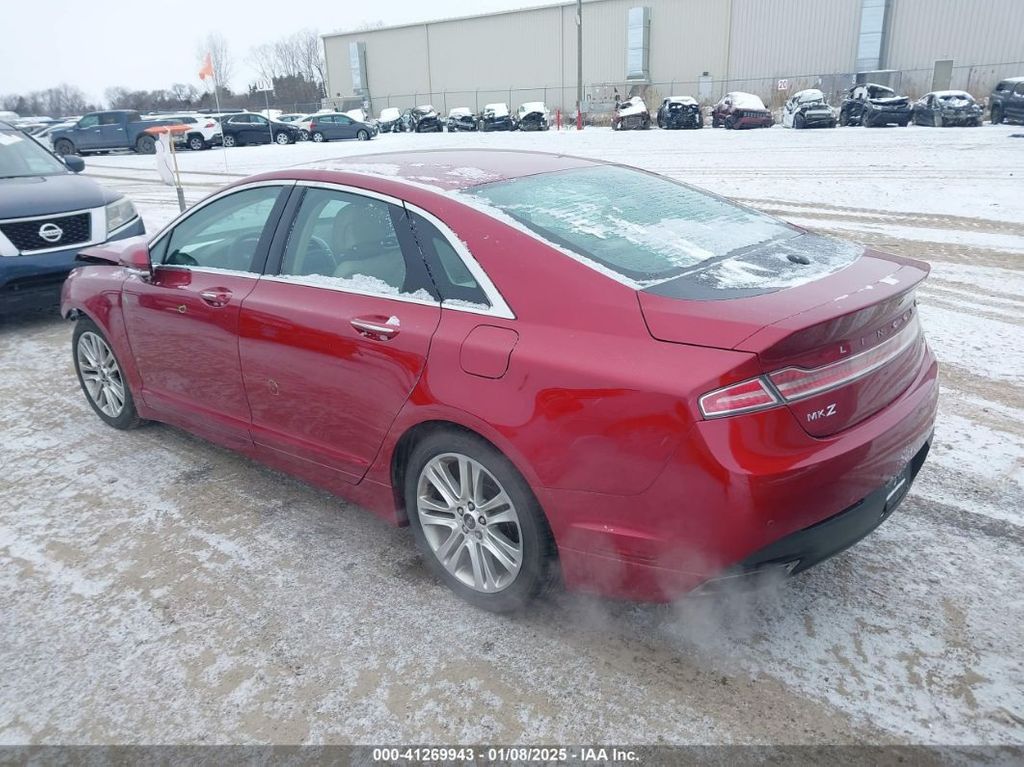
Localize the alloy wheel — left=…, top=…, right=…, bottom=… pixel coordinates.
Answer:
left=416, top=453, right=523, bottom=593
left=76, top=332, right=126, bottom=418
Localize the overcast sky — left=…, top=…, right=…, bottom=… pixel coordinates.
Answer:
left=1, top=0, right=564, bottom=102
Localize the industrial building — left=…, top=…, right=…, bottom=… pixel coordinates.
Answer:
left=322, top=0, right=1024, bottom=117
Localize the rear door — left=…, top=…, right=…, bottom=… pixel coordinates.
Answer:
left=97, top=112, right=127, bottom=148
left=238, top=183, right=441, bottom=482
left=122, top=183, right=291, bottom=448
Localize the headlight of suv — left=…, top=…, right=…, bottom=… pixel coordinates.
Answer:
left=106, top=196, right=137, bottom=235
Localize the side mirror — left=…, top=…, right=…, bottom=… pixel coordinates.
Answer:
left=119, top=241, right=152, bottom=272
left=63, top=155, right=85, bottom=173
left=77, top=235, right=151, bottom=274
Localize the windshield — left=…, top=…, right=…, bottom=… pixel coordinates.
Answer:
left=468, top=165, right=798, bottom=283
left=0, top=130, right=68, bottom=178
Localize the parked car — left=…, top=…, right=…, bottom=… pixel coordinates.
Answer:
left=912, top=91, right=983, bottom=127
left=0, top=121, right=144, bottom=314
left=50, top=110, right=179, bottom=156
left=781, top=89, right=837, bottom=128
left=612, top=96, right=651, bottom=130
left=398, top=106, right=442, bottom=133
left=839, top=83, right=912, bottom=127
left=153, top=114, right=222, bottom=150
left=309, top=113, right=375, bottom=142
left=33, top=119, right=77, bottom=150
left=276, top=113, right=307, bottom=123
left=60, top=149, right=937, bottom=612
left=711, top=92, right=773, bottom=129
left=220, top=113, right=299, bottom=147
left=377, top=107, right=403, bottom=133
left=988, top=77, right=1024, bottom=124
left=514, top=102, right=551, bottom=131
left=446, top=107, right=477, bottom=132
left=478, top=103, right=514, bottom=132
left=656, top=96, right=702, bottom=129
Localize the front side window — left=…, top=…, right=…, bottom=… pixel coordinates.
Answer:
left=157, top=186, right=281, bottom=271
left=78, top=115, right=99, bottom=129
left=279, top=188, right=432, bottom=300
left=1014, top=83, right=1024, bottom=96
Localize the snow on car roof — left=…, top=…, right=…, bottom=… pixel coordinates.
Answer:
left=931, top=90, right=973, bottom=99
left=666, top=96, right=697, bottom=105
left=484, top=103, right=510, bottom=115
left=519, top=102, right=547, bottom=112
left=449, top=107, right=473, bottom=116
left=726, top=92, right=767, bottom=110
left=795, top=89, right=825, bottom=101
left=293, top=149, right=598, bottom=191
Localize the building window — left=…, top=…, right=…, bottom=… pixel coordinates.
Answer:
left=626, top=7, right=651, bottom=82
left=349, top=41, right=368, bottom=96
left=856, top=0, right=890, bottom=72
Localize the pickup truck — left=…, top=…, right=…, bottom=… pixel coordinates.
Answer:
left=50, top=110, right=177, bottom=156
left=0, top=121, right=144, bottom=314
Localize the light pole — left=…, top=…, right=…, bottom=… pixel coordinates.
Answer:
left=576, top=0, right=583, bottom=129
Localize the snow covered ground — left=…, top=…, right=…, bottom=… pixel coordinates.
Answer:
left=1, top=124, right=1022, bottom=746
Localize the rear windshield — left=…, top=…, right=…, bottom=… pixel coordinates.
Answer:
left=468, top=165, right=798, bottom=282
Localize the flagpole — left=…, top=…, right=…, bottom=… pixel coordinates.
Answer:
left=205, top=53, right=229, bottom=172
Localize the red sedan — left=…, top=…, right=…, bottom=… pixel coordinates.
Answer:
left=62, top=150, right=937, bottom=612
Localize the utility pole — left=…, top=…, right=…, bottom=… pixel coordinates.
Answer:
left=576, top=0, right=583, bottom=129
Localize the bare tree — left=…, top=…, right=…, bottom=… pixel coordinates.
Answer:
left=249, top=42, right=281, bottom=83
left=248, top=29, right=325, bottom=96
left=198, top=32, right=234, bottom=88
left=295, top=29, right=326, bottom=94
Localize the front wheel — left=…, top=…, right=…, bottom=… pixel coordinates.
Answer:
left=934, top=112, right=944, bottom=128
left=405, top=431, right=555, bottom=613
left=991, top=105, right=1003, bottom=124
left=356, top=129, right=369, bottom=141
left=73, top=318, right=144, bottom=430
left=311, top=131, right=325, bottom=143
left=54, top=138, right=75, bottom=156
left=298, top=129, right=309, bottom=141
left=223, top=134, right=236, bottom=147
left=274, top=131, right=291, bottom=145
left=724, top=116, right=736, bottom=129
left=794, top=113, right=805, bottom=129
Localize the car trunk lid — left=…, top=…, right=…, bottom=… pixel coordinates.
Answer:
left=638, top=249, right=930, bottom=436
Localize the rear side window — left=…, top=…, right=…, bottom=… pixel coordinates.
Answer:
left=408, top=212, right=489, bottom=307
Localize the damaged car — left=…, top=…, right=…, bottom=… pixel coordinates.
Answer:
left=612, top=96, right=652, bottom=131
left=478, top=103, right=514, bottom=132
left=446, top=107, right=477, bottom=132
left=912, top=91, right=983, bottom=127
left=781, top=89, right=837, bottom=129
left=711, top=92, right=773, bottom=129
left=377, top=107, right=402, bottom=133
left=514, top=102, right=551, bottom=131
left=656, top=96, right=703, bottom=129
left=398, top=105, right=442, bottom=133
left=840, top=83, right=912, bottom=127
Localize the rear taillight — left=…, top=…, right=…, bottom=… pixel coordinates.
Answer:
left=310, top=121, right=318, bottom=130
left=768, top=315, right=918, bottom=402
left=699, top=377, right=780, bottom=418
left=205, top=122, right=215, bottom=128
left=699, top=314, right=919, bottom=419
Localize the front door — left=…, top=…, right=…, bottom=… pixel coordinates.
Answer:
left=238, top=185, right=441, bottom=482
left=73, top=114, right=101, bottom=151
left=121, top=184, right=290, bottom=449
left=1009, top=82, right=1024, bottom=120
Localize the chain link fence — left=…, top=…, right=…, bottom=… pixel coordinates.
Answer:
left=341, top=60, right=1022, bottom=121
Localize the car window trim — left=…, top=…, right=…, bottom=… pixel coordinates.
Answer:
left=259, top=179, right=514, bottom=319
left=148, top=181, right=295, bottom=274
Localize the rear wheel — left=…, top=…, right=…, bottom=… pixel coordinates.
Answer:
left=135, top=135, right=156, bottom=154
left=405, top=430, right=555, bottom=613
left=73, top=318, right=144, bottom=431
left=188, top=135, right=205, bottom=151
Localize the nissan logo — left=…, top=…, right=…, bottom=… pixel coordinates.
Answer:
left=38, top=223, right=63, bottom=243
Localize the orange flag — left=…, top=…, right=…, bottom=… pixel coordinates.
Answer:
left=198, top=53, right=214, bottom=81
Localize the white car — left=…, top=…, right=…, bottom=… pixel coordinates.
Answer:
left=378, top=107, right=402, bottom=132
left=515, top=102, right=550, bottom=130
left=781, top=89, right=837, bottom=129
left=152, top=114, right=222, bottom=150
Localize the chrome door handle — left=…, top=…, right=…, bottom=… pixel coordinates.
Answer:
left=199, top=288, right=231, bottom=307
left=350, top=317, right=400, bottom=340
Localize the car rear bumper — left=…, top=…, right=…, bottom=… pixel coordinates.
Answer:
left=549, top=344, right=938, bottom=601
left=0, top=216, right=145, bottom=314
left=734, top=115, right=773, bottom=128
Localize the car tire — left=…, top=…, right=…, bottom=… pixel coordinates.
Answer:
left=223, top=134, right=236, bottom=147
left=356, top=129, right=370, bottom=141
left=404, top=429, right=556, bottom=613
left=54, top=138, right=75, bottom=156
left=724, top=116, right=736, bottom=129
left=73, top=317, right=145, bottom=431
left=991, top=105, right=1003, bottom=124
left=188, top=135, right=205, bottom=151
left=794, top=114, right=805, bottom=129
left=934, top=113, right=944, bottom=128
left=839, top=110, right=849, bottom=127
left=274, top=132, right=291, bottom=145
left=862, top=112, right=874, bottom=128
left=311, top=131, right=325, bottom=143
left=298, top=129, right=309, bottom=141
left=135, top=135, right=156, bottom=154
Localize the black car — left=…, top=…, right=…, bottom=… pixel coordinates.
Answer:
left=478, top=103, right=513, bottom=132
left=0, top=122, right=144, bottom=314
left=377, top=108, right=402, bottom=133
left=912, top=91, right=983, bottom=127
left=989, top=77, right=1024, bottom=124
left=839, top=83, right=912, bottom=127
left=656, top=96, right=702, bottom=129
left=446, top=107, right=477, bottom=132
left=220, top=114, right=299, bottom=147
left=398, top=106, right=442, bottom=133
